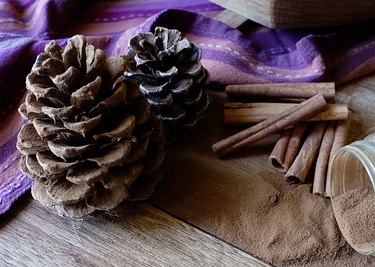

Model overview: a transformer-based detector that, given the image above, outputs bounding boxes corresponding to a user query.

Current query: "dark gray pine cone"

[17,35,164,218]
[124,27,210,142]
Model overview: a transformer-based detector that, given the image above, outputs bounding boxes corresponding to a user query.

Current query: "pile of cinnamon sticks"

[212,83,351,197]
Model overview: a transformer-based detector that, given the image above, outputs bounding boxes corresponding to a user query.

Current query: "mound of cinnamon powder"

[152,166,375,266]
[203,171,375,266]
[332,188,375,255]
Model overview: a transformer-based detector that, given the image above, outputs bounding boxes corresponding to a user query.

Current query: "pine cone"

[124,27,210,142]
[17,35,164,218]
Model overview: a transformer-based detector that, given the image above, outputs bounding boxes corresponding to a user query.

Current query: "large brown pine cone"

[124,27,210,142]
[17,35,164,218]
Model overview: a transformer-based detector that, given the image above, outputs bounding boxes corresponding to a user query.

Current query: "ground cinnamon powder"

[152,160,375,266]
[332,188,375,255]
[209,171,375,266]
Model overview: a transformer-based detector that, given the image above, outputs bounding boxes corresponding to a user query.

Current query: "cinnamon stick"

[282,122,309,172]
[224,103,348,125]
[285,121,328,184]
[226,83,335,101]
[269,122,309,173]
[325,114,352,197]
[269,128,293,172]
[313,121,337,195]
[212,94,328,158]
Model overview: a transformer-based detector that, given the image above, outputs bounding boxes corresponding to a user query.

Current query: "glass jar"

[328,133,375,256]
[329,133,375,197]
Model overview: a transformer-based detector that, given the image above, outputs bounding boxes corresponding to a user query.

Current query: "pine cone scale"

[124,137,149,163]
[101,162,143,189]
[62,35,86,69]
[66,163,108,185]
[17,123,48,154]
[47,178,91,205]
[89,142,132,167]
[169,78,193,94]
[33,119,65,138]
[63,114,102,136]
[52,66,81,93]
[20,156,47,179]
[44,41,62,60]
[55,201,95,218]
[70,76,101,109]
[41,105,80,122]
[86,183,129,211]
[25,93,48,117]
[139,82,166,95]
[84,44,106,78]
[36,151,78,175]
[31,180,56,206]
[47,141,95,161]
[93,114,136,141]
[89,84,125,115]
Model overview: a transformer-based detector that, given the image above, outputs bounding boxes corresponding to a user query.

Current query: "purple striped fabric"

[1,0,375,215]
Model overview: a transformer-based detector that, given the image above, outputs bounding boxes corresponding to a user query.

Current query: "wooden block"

[209,0,375,28]
[213,9,248,28]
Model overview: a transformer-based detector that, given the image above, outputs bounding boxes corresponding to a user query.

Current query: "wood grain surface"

[1,196,269,267]
[3,8,375,267]
[209,0,375,28]
[149,75,375,264]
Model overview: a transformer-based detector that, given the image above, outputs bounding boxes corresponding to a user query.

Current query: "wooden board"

[209,0,375,28]
[1,197,269,267]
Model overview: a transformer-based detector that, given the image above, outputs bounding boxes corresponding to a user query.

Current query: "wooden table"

[2,74,375,267]
[1,197,268,266]
[2,10,375,267]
